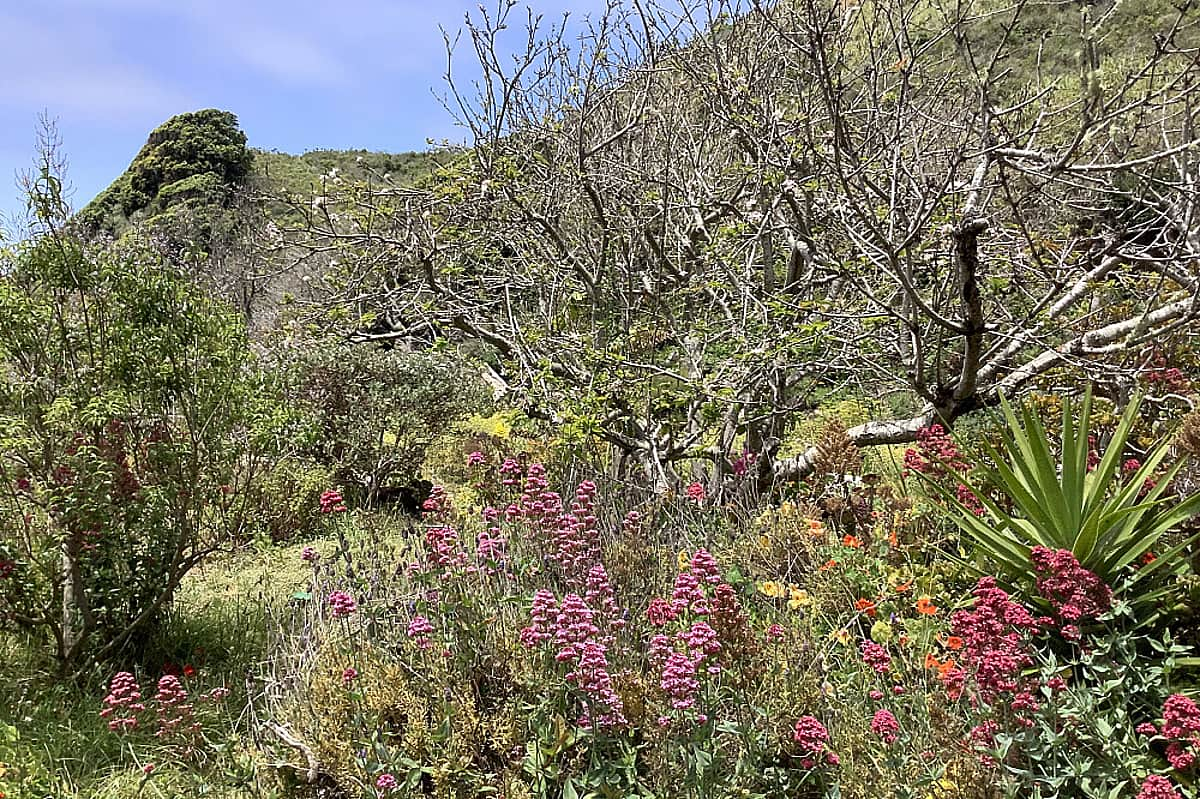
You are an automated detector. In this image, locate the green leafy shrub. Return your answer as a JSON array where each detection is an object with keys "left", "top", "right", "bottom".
[{"left": 0, "top": 164, "right": 260, "bottom": 666}]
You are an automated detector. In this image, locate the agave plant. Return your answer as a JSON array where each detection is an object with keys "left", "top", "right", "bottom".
[{"left": 932, "top": 390, "right": 1200, "bottom": 611}]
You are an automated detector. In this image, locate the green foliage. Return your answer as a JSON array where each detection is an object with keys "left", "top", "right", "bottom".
[
  {"left": 280, "top": 339, "right": 487, "bottom": 502},
  {"left": 0, "top": 167, "right": 260, "bottom": 665},
  {"left": 78, "top": 109, "right": 253, "bottom": 237},
  {"left": 937, "top": 390, "right": 1200, "bottom": 614}
]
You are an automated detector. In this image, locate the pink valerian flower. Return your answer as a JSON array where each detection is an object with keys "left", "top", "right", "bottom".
[
  {"left": 792, "top": 716, "right": 838, "bottom": 768},
  {"left": 670, "top": 570, "right": 705, "bottom": 616},
  {"left": 871, "top": 709, "right": 900, "bottom": 744},
  {"left": 1138, "top": 775, "right": 1182, "bottom": 799},
  {"left": 421, "top": 484, "right": 451, "bottom": 520},
  {"left": 584, "top": 564, "right": 625, "bottom": 636},
  {"left": 689, "top": 549, "right": 722, "bottom": 585},
  {"left": 680, "top": 621, "right": 722, "bottom": 670},
  {"left": 568, "top": 641, "right": 626, "bottom": 729},
  {"left": 100, "top": 672, "right": 145, "bottom": 732},
  {"left": 424, "top": 525, "right": 467, "bottom": 570},
  {"left": 621, "top": 510, "right": 642, "bottom": 536},
  {"left": 407, "top": 615, "right": 435, "bottom": 650},
  {"left": 766, "top": 623, "right": 786, "bottom": 641},
  {"left": 647, "top": 597, "right": 679, "bottom": 627},
  {"left": 647, "top": 633, "right": 674, "bottom": 667},
  {"left": 903, "top": 424, "right": 970, "bottom": 477},
  {"left": 660, "top": 651, "right": 700, "bottom": 710},
  {"left": 1161, "top": 694, "right": 1200, "bottom": 770},
  {"left": 498, "top": 457, "right": 524, "bottom": 487},
  {"left": 328, "top": 591, "right": 357, "bottom": 618},
  {"left": 319, "top": 489, "right": 347, "bottom": 514},
  {"left": 861, "top": 641, "right": 892, "bottom": 673},
  {"left": 300, "top": 546, "right": 318, "bottom": 563},
  {"left": 342, "top": 668, "right": 359, "bottom": 685},
  {"left": 154, "top": 675, "right": 197, "bottom": 738},
  {"left": 376, "top": 772, "right": 399, "bottom": 793},
  {"left": 685, "top": 481, "right": 706, "bottom": 503},
  {"left": 1030, "top": 547, "right": 1112, "bottom": 623},
  {"left": 520, "top": 589, "right": 559, "bottom": 647},
  {"left": 956, "top": 483, "right": 985, "bottom": 516},
  {"left": 553, "top": 594, "right": 599, "bottom": 663},
  {"left": 475, "top": 527, "right": 507, "bottom": 572},
  {"left": 947, "top": 577, "right": 1040, "bottom": 701},
  {"left": 466, "top": 450, "right": 486, "bottom": 467},
  {"left": 869, "top": 689, "right": 885, "bottom": 701},
  {"left": 732, "top": 450, "right": 757, "bottom": 477},
  {"left": 1137, "top": 722, "right": 1159, "bottom": 736}
]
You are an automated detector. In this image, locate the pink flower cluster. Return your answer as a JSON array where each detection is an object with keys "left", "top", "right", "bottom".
[
  {"left": 685, "top": 482, "right": 706, "bottom": 503},
  {"left": 521, "top": 589, "right": 625, "bottom": 728},
  {"left": 100, "top": 671, "right": 145, "bottom": 732},
  {"left": 319, "top": 489, "right": 347, "bottom": 514},
  {"left": 466, "top": 450, "right": 486, "bottom": 467},
  {"left": 328, "top": 590, "right": 358, "bottom": 618},
  {"left": 1138, "top": 775, "right": 1182, "bottom": 799},
  {"left": 421, "top": 484, "right": 451, "bottom": 520},
  {"left": 861, "top": 640, "right": 891, "bottom": 673},
  {"left": 792, "top": 715, "right": 839, "bottom": 768},
  {"left": 376, "top": 772, "right": 399, "bottom": 793},
  {"left": 903, "top": 424, "right": 969, "bottom": 477},
  {"left": 548, "top": 480, "right": 601, "bottom": 587},
  {"left": 424, "top": 525, "right": 467, "bottom": 570},
  {"left": 871, "top": 709, "right": 899, "bottom": 744},
  {"left": 1030, "top": 547, "right": 1112, "bottom": 625},
  {"left": 1161, "top": 693, "right": 1200, "bottom": 770},
  {"left": 301, "top": 546, "right": 318, "bottom": 563},
  {"left": 945, "top": 577, "right": 1041, "bottom": 703},
  {"left": 407, "top": 615, "right": 435, "bottom": 650},
  {"left": 154, "top": 675, "right": 198, "bottom": 739}
]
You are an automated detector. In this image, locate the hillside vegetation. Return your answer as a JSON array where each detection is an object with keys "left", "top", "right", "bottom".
[{"left": 2, "top": 1, "right": 1200, "bottom": 798}]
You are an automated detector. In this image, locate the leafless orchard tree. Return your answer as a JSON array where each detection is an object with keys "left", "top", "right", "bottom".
[{"left": 299, "top": 0, "right": 1200, "bottom": 495}]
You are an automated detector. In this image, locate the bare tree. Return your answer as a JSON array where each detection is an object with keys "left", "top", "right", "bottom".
[{"left": 300, "top": 0, "right": 1200, "bottom": 495}]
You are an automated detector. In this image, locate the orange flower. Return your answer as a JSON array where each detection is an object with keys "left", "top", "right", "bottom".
[
  {"left": 842, "top": 534, "right": 862, "bottom": 549},
  {"left": 924, "top": 653, "right": 941, "bottom": 670},
  {"left": 937, "top": 658, "right": 958, "bottom": 677},
  {"left": 915, "top": 597, "right": 939, "bottom": 615},
  {"left": 818, "top": 559, "right": 838, "bottom": 572},
  {"left": 887, "top": 528, "right": 898, "bottom": 547},
  {"left": 894, "top": 581, "right": 912, "bottom": 593},
  {"left": 898, "top": 634, "right": 910, "bottom": 646},
  {"left": 807, "top": 519, "right": 826, "bottom": 538},
  {"left": 854, "top": 598, "right": 877, "bottom": 617},
  {"left": 944, "top": 636, "right": 963, "bottom": 650}
]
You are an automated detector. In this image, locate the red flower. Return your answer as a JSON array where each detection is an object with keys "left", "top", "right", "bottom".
[
  {"left": 842, "top": 534, "right": 862, "bottom": 549},
  {"left": 182, "top": 664, "right": 196, "bottom": 678},
  {"left": 854, "top": 598, "right": 878, "bottom": 617}
]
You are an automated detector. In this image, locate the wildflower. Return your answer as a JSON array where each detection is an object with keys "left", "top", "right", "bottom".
[
  {"left": 520, "top": 589, "right": 558, "bottom": 647},
  {"left": 685, "top": 482, "right": 706, "bottom": 503},
  {"left": 893, "top": 580, "right": 912, "bottom": 593},
  {"left": 819, "top": 559, "right": 838, "bottom": 572},
  {"left": 807, "top": 518, "right": 826, "bottom": 538},
  {"left": 1137, "top": 722, "right": 1158, "bottom": 736},
  {"left": 182, "top": 664, "right": 196, "bottom": 678},
  {"left": 861, "top": 640, "right": 892, "bottom": 673},
  {"left": 766, "top": 623, "right": 786, "bottom": 641},
  {"left": 1161, "top": 694, "right": 1200, "bottom": 770},
  {"left": 153, "top": 675, "right": 194, "bottom": 738},
  {"left": 301, "top": 546, "right": 318, "bottom": 563},
  {"left": 944, "top": 636, "right": 963, "bottom": 650},
  {"left": 646, "top": 596, "right": 678, "bottom": 626},
  {"left": 376, "top": 773, "right": 399, "bottom": 793},
  {"left": 855, "top": 598, "right": 878, "bottom": 617},
  {"left": 553, "top": 594, "right": 599, "bottom": 663},
  {"left": 915, "top": 597, "right": 938, "bottom": 615},
  {"left": 1137, "top": 775, "right": 1181, "bottom": 799},
  {"left": 869, "top": 689, "right": 884, "bottom": 701},
  {"left": 871, "top": 709, "right": 900, "bottom": 744},
  {"left": 1030, "top": 547, "right": 1111, "bottom": 623},
  {"left": 831, "top": 628, "right": 851, "bottom": 646},
  {"left": 924, "top": 653, "right": 941, "bottom": 670},
  {"left": 677, "top": 550, "right": 690, "bottom": 571},
  {"left": 100, "top": 672, "right": 144, "bottom": 732},
  {"left": 327, "top": 591, "right": 357, "bottom": 618},
  {"left": 466, "top": 450, "right": 485, "bottom": 467},
  {"left": 759, "top": 580, "right": 785, "bottom": 598},
  {"left": 689, "top": 549, "right": 722, "bottom": 585},
  {"left": 660, "top": 651, "right": 700, "bottom": 710},
  {"left": 842, "top": 534, "right": 862, "bottom": 548},
  {"left": 788, "top": 587, "right": 811, "bottom": 610},
  {"left": 792, "top": 716, "right": 833, "bottom": 767},
  {"left": 570, "top": 641, "right": 626, "bottom": 728},
  {"left": 318, "top": 489, "right": 347, "bottom": 514},
  {"left": 407, "top": 615, "right": 435, "bottom": 649},
  {"left": 342, "top": 667, "right": 358, "bottom": 685},
  {"left": 142, "top": 762, "right": 155, "bottom": 774},
  {"left": 758, "top": 534, "right": 771, "bottom": 549}
]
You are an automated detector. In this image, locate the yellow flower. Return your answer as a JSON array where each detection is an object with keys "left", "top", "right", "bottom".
[
  {"left": 787, "top": 586, "right": 810, "bottom": 610},
  {"left": 677, "top": 550, "right": 689, "bottom": 571},
  {"left": 758, "top": 534, "right": 771, "bottom": 550},
  {"left": 759, "top": 580, "right": 785, "bottom": 598},
  {"left": 830, "top": 628, "right": 850, "bottom": 646}
]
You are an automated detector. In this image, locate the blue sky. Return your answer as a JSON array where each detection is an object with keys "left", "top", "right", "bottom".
[{"left": 0, "top": 0, "right": 607, "bottom": 228}]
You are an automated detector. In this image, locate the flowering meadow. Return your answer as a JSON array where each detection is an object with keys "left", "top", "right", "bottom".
[{"left": 2, "top": 394, "right": 1200, "bottom": 799}]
